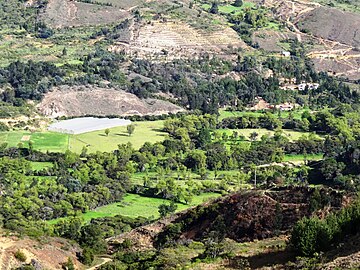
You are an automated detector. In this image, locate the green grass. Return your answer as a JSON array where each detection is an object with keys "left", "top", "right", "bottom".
[
  {"left": 30, "top": 162, "right": 54, "bottom": 171},
  {"left": 218, "top": 128, "right": 320, "bottom": 142},
  {"left": 0, "top": 131, "right": 69, "bottom": 152},
  {"left": 0, "top": 120, "right": 166, "bottom": 153},
  {"left": 49, "top": 192, "right": 221, "bottom": 224},
  {"left": 69, "top": 120, "right": 166, "bottom": 153},
  {"left": 284, "top": 154, "right": 323, "bottom": 162},
  {"left": 218, "top": 110, "right": 262, "bottom": 121}
]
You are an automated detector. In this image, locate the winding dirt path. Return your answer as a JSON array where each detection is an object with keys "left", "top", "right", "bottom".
[{"left": 87, "top": 258, "right": 112, "bottom": 270}]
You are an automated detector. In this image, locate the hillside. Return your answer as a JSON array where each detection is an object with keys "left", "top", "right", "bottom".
[
  {"left": 0, "top": 235, "right": 82, "bottom": 269},
  {"left": 108, "top": 187, "right": 347, "bottom": 251},
  {"left": 41, "top": 0, "right": 131, "bottom": 28},
  {"left": 37, "top": 85, "right": 184, "bottom": 117},
  {"left": 296, "top": 6, "right": 360, "bottom": 48}
]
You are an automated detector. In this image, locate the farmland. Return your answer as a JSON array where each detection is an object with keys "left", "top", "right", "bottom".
[
  {"left": 49, "top": 192, "right": 221, "bottom": 224},
  {"left": 68, "top": 120, "right": 166, "bottom": 153},
  {"left": 218, "top": 128, "right": 320, "bottom": 142},
  {"left": 0, "top": 120, "right": 166, "bottom": 153},
  {"left": 0, "top": 131, "right": 69, "bottom": 152}
]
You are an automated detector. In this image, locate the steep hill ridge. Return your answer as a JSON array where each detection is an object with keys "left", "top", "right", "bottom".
[{"left": 108, "top": 187, "right": 348, "bottom": 251}]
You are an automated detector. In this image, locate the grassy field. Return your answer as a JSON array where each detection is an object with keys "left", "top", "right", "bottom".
[
  {"left": 30, "top": 162, "right": 54, "bottom": 171},
  {"left": 283, "top": 154, "right": 323, "bottom": 162},
  {"left": 69, "top": 120, "right": 166, "bottom": 153},
  {"left": 218, "top": 109, "right": 310, "bottom": 121},
  {"left": 0, "top": 120, "right": 166, "bottom": 153},
  {"left": 218, "top": 128, "right": 320, "bottom": 142},
  {"left": 0, "top": 131, "right": 69, "bottom": 152},
  {"left": 49, "top": 192, "right": 221, "bottom": 224}
]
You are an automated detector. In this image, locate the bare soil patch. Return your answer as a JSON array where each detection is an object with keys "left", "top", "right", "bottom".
[
  {"left": 296, "top": 7, "right": 360, "bottom": 48},
  {"left": 0, "top": 236, "right": 82, "bottom": 269},
  {"left": 37, "top": 85, "right": 184, "bottom": 117},
  {"left": 21, "top": 135, "right": 30, "bottom": 141},
  {"left": 42, "top": 0, "right": 131, "bottom": 28}
]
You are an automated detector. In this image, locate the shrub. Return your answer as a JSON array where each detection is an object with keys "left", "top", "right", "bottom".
[{"left": 14, "top": 249, "right": 27, "bottom": 262}]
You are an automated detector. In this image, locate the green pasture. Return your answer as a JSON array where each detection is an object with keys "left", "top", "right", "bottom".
[
  {"left": 218, "top": 128, "right": 320, "bottom": 142},
  {"left": 283, "top": 154, "right": 323, "bottom": 162},
  {"left": 30, "top": 162, "right": 54, "bottom": 171},
  {"left": 49, "top": 192, "right": 221, "bottom": 224},
  {"left": 0, "top": 120, "right": 166, "bottom": 153},
  {"left": 0, "top": 131, "right": 69, "bottom": 152},
  {"left": 68, "top": 120, "right": 166, "bottom": 153}
]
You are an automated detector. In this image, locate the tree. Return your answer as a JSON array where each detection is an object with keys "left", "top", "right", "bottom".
[
  {"left": 290, "top": 217, "right": 331, "bottom": 256},
  {"left": 249, "top": 132, "right": 258, "bottom": 141},
  {"left": 233, "top": 0, "right": 243, "bottom": 7},
  {"left": 127, "top": 124, "right": 135, "bottom": 136},
  {"left": 209, "top": 2, "right": 219, "bottom": 14},
  {"left": 79, "top": 247, "right": 94, "bottom": 265},
  {"left": 28, "top": 140, "right": 34, "bottom": 152},
  {"left": 105, "top": 128, "right": 110, "bottom": 137},
  {"left": 158, "top": 201, "right": 178, "bottom": 218}
]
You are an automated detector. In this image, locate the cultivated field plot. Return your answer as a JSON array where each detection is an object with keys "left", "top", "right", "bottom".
[
  {"left": 0, "top": 120, "right": 166, "bottom": 153},
  {"left": 48, "top": 117, "right": 131, "bottom": 134},
  {"left": 0, "top": 131, "right": 68, "bottom": 152},
  {"left": 68, "top": 120, "right": 166, "bottom": 153}
]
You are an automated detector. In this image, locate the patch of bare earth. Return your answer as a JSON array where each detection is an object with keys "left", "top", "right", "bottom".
[
  {"left": 37, "top": 85, "right": 184, "bottom": 117},
  {"left": 296, "top": 6, "right": 360, "bottom": 48},
  {"left": 0, "top": 235, "right": 82, "bottom": 269},
  {"left": 41, "top": 0, "right": 130, "bottom": 28}
]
